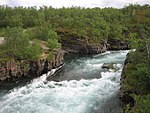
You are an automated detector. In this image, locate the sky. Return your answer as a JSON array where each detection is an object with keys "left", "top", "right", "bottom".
[{"left": 0, "top": 0, "right": 150, "bottom": 8}]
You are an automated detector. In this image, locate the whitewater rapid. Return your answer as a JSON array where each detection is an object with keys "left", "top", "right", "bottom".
[{"left": 0, "top": 50, "right": 129, "bottom": 113}]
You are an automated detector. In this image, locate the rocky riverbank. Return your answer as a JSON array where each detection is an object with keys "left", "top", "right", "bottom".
[
  {"left": 0, "top": 32, "right": 130, "bottom": 82},
  {"left": 0, "top": 50, "right": 64, "bottom": 82},
  {"left": 119, "top": 48, "right": 150, "bottom": 113},
  {"left": 119, "top": 53, "right": 135, "bottom": 108}
]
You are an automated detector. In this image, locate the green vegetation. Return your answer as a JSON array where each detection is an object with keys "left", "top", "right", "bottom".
[
  {"left": 133, "top": 94, "right": 150, "bottom": 113},
  {"left": 122, "top": 49, "right": 150, "bottom": 113},
  {"left": 0, "top": 4, "right": 149, "bottom": 44},
  {"left": 0, "top": 5, "right": 150, "bottom": 112},
  {"left": 1, "top": 4, "right": 149, "bottom": 60},
  {"left": 122, "top": 6, "right": 150, "bottom": 113},
  {"left": 0, "top": 27, "right": 42, "bottom": 60},
  {"left": 0, "top": 4, "right": 138, "bottom": 44}
]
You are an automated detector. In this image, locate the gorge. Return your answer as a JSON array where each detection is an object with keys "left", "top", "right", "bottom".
[{"left": 0, "top": 50, "right": 129, "bottom": 113}]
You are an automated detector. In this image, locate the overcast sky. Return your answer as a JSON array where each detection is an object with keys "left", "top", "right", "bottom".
[{"left": 0, "top": 0, "right": 150, "bottom": 8}]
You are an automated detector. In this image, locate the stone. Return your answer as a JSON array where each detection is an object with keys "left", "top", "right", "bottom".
[{"left": 102, "top": 63, "right": 111, "bottom": 69}]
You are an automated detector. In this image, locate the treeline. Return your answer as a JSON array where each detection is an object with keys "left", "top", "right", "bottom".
[
  {"left": 0, "top": 4, "right": 149, "bottom": 61},
  {"left": 0, "top": 4, "right": 149, "bottom": 42}
]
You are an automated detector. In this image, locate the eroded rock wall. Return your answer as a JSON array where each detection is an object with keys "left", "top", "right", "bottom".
[
  {"left": 0, "top": 50, "right": 64, "bottom": 81},
  {"left": 58, "top": 31, "right": 130, "bottom": 54}
]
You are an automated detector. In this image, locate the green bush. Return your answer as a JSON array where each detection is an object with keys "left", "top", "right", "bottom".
[
  {"left": 47, "top": 38, "right": 61, "bottom": 50},
  {"left": 1, "top": 27, "right": 41, "bottom": 60}
]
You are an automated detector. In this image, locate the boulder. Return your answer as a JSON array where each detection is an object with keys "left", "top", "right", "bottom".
[
  {"left": 102, "top": 63, "right": 120, "bottom": 71},
  {"left": 102, "top": 63, "right": 111, "bottom": 69}
]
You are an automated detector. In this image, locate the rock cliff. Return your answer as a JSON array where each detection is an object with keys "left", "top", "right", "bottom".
[
  {"left": 107, "top": 38, "right": 130, "bottom": 50},
  {"left": 0, "top": 50, "right": 64, "bottom": 82},
  {"left": 57, "top": 31, "right": 107, "bottom": 54},
  {"left": 57, "top": 30, "right": 130, "bottom": 54}
]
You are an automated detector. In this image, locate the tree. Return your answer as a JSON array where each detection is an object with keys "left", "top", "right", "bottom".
[{"left": 3, "top": 27, "right": 41, "bottom": 60}]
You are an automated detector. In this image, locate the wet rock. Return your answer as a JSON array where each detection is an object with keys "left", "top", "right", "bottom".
[
  {"left": 102, "top": 63, "right": 118, "bottom": 70},
  {"left": 102, "top": 63, "right": 112, "bottom": 69}
]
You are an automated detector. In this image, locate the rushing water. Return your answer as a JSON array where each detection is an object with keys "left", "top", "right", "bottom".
[{"left": 0, "top": 50, "right": 129, "bottom": 113}]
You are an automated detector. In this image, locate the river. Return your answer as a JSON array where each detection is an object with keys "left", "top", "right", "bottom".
[{"left": 0, "top": 50, "right": 129, "bottom": 113}]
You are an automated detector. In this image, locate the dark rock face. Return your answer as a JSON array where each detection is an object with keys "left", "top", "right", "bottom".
[
  {"left": 102, "top": 63, "right": 112, "bottom": 69},
  {"left": 58, "top": 31, "right": 108, "bottom": 54},
  {"left": 0, "top": 50, "right": 64, "bottom": 81},
  {"left": 57, "top": 30, "right": 130, "bottom": 55},
  {"left": 61, "top": 37, "right": 107, "bottom": 54},
  {"left": 107, "top": 38, "right": 130, "bottom": 50}
]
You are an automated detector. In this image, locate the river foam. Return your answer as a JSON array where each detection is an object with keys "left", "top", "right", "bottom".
[{"left": 0, "top": 50, "right": 129, "bottom": 113}]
